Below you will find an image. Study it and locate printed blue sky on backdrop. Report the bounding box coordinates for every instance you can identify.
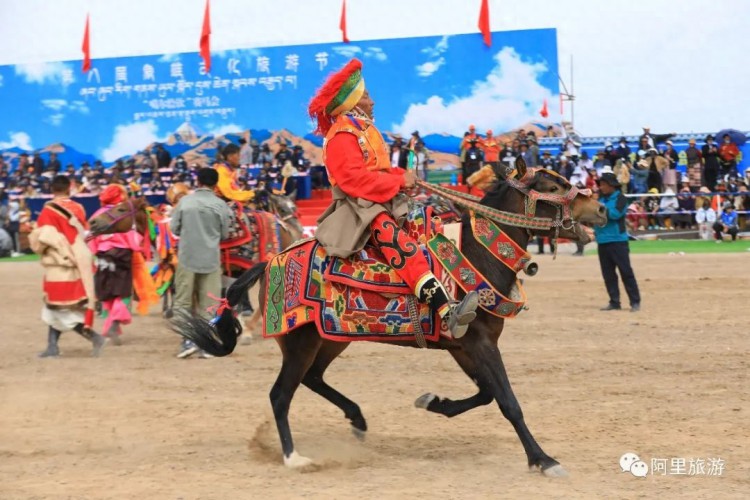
[0,28,559,166]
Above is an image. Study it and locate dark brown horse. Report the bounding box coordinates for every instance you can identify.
[175,168,607,476]
[88,196,151,236]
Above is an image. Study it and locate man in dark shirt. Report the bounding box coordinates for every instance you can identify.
[701,135,721,190]
[274,142,293,167]
[47,152,62,174]
[32,152,45,176]
[615,137,632,162]
[291,145,309,172]
[155,144,172,169]
[462,138,484,183]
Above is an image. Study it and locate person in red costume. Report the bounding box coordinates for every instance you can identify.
[29,175,106,357]
[718,133,740,177]
[309,58,478,338]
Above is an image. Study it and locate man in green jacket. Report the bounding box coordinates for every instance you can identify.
[171,168,232,358]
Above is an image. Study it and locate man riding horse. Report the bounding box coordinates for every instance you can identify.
[215,143,256,204]
[309,58,478,338]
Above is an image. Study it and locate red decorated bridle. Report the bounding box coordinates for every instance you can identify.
[416,167,591,259]
[89,198,153,260]
[506,169,589,232]
[416,168,587,233]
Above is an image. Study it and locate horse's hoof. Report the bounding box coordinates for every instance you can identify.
[541,464,568,478]
[283,451,316,471]
[163,309,174,319]
[414,393,437,409]
[351,426,366,442]
[241,334,253,346]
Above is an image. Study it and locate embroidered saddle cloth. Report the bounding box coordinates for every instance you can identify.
[264,207,448,342]
[220,203,282,273]
[261,207,526,343]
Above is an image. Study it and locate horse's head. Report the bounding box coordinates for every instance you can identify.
[268,193,304,236]
[483,159,607,243]
[88,197,150,237]
[167,182,191,205]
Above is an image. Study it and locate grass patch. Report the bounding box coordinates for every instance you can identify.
[587,239,750,255]
[0,253,40,263]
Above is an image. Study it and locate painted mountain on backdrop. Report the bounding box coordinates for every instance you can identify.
[1,120,558,172]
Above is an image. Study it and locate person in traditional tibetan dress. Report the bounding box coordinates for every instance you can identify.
[30,175,106,357]
[308,58,478,338]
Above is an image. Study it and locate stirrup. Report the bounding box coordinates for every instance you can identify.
[447,291,479,339]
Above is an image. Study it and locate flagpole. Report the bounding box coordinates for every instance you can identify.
[570,55,575,130]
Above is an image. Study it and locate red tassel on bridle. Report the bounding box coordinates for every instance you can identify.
[206,292,233,317]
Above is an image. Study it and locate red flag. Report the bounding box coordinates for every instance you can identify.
[81,14,91,73]
[340,0,350,43]
[478,0,491,47]
[200,0,212,72]
[539,99,549,118]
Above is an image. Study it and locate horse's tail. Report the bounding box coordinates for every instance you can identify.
[173,262,267,357]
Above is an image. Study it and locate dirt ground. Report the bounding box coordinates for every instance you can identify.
[1,252,748,499]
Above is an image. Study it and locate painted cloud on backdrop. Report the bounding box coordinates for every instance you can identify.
[395,47,557,136]
[101,120,164,162]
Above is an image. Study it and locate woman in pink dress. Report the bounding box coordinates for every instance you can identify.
[87,185,143,344]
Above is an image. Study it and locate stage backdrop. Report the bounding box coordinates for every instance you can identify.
[0,28,560,170]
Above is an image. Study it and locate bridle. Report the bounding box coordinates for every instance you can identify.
[269,193,298,222]
[415,168,586,233]
[506,170,588,232]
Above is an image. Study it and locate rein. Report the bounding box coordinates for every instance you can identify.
[415,172,585,258]
[415,179,555,231]
[94,198,138,234]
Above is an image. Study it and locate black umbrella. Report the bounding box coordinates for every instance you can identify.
[715,128,747,146]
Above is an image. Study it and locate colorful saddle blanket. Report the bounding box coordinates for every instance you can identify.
[221,203,282,274]
[263,207,454,342]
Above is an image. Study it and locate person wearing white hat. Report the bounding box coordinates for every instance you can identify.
[593,150,611,176]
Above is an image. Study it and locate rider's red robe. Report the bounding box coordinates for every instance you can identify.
[320,115,431,293]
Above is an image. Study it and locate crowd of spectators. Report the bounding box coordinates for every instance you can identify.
[2,126,748,252]
[457,125,749,235]
[0,138,314,256]
[0,139,312,201]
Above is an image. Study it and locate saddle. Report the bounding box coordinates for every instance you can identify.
[221,202,282,274]
[263,207,469,343]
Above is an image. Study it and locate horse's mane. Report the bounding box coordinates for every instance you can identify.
[479,178,514,210]
[133,197,149,209]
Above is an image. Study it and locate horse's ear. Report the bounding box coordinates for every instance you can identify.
[493,163,508,180]
[515,156,527,179]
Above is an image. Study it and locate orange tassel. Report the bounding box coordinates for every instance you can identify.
[132,252,159,315]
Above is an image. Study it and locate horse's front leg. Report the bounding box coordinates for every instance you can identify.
[415,348,494,417]
[463,332,567,477]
